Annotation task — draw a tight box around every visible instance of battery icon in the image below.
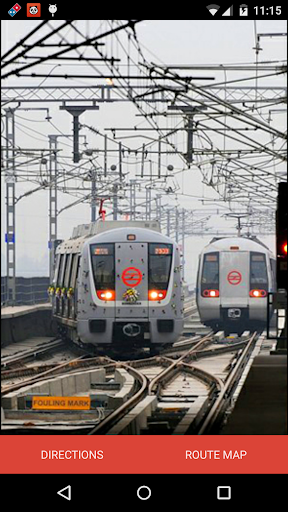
[239,4,248,15]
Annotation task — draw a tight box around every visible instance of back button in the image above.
[57,485,71,501]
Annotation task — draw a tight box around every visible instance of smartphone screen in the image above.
[1,5,287,504]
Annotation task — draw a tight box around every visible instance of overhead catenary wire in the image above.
[1,19,285,238]
[2,20,145,79]
[1,20,49,62]
[1,20,74,72]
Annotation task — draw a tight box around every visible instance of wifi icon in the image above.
[206,4,220,15]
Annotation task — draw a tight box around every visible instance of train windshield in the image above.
[201,252,219,292]
[148,243,173,290]
[90,243,115,290]
[250,252,268,288]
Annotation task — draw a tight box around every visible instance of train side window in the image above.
[90,244,115,290]
[59,254,69,287]
[57,254,65,286]
[196,256,200,290]
[201,252,219,290]
[53,254,60,285]
[76,255,81,281]
[70,254,79,289]
[148,243,173,290]
[67,254,74,288]
[250,252,268,288]
[64,254,73,288]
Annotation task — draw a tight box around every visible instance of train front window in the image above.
[148,243,173,290]
[201,252,219,294]
[250,252,268,288]
[90,243,115,290]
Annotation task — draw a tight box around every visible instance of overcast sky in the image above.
[1,19,287,284]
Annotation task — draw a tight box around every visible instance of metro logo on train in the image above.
[227,270,242,285]
[122,267,142,287]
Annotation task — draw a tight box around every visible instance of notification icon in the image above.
[48,4,57,17]
[8,3,21,16]
[27,3,41,16]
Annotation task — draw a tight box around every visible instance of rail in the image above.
[197,331,258,434]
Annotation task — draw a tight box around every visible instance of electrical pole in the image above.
[146,187,151,220]
[60,105,99,163]
[182,207,185,280]
[166,208,171,237]
[112,183,118,220]
[5,108,16,304]
[91,167,97,222]
[130,179,136,220]
[175,206,179,243]
[156,193,162,227]
[48,135,58,282]
[168,105,207,164]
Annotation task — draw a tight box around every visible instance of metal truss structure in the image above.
[1,19,287,302]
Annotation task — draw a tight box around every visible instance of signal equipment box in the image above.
[276,182,287,290]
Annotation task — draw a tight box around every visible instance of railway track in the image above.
[2,329,258,434]
[0,297,199,394]
[87,331,257,435]
[1,297,261,435]
[1,338,66,369]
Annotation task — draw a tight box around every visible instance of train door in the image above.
[115,242,148,318]
[220,251,249,307]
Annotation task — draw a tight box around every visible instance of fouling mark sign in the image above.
[32,396,91,410]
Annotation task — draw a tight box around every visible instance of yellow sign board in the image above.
[32,396,91,410]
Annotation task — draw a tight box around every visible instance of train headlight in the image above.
[249,289,267,298]
[202,289,219,298]
[96,290,115,301]
[149,290,167,301]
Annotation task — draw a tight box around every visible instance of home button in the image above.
[137,485,151,500]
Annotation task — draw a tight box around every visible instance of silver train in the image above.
[196,236,276,334]
[50,221,184,349]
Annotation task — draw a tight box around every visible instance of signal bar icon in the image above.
[222,5,233,16]
[206,4,220,16]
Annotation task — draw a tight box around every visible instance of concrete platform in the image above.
[1,303,51,319]
[221,352,287,434]
[1,303,55,346]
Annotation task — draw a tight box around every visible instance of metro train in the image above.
[196,236,276,334]
[50,220,184,350]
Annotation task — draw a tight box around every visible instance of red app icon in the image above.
[27,3,41,16]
